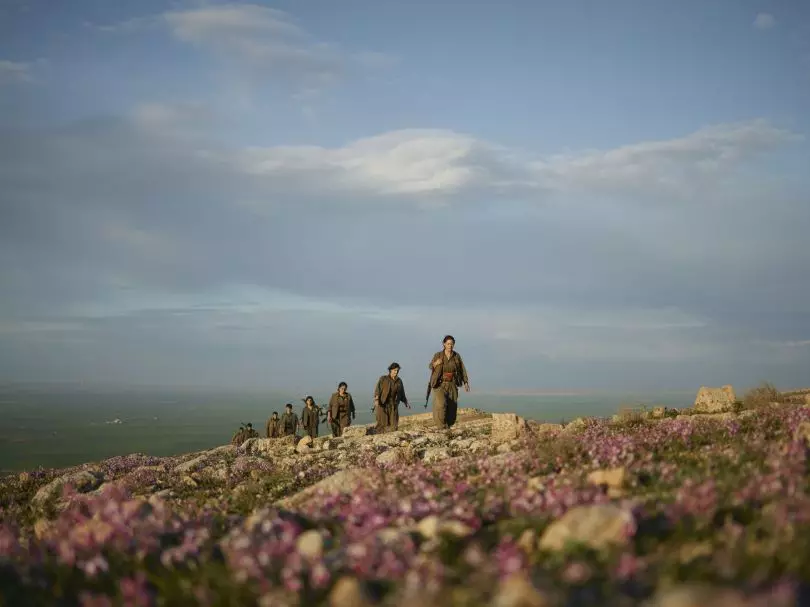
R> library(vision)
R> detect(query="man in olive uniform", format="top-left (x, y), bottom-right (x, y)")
top-left (232, 422), bottom-right (259, 446)
top-left (265, 411), bottom-right (281, 438)
top-left (301, 395), bottom-right (321, 440)
top-left (280, 403), bottom-right (299, 439)
top-left (373, 362), bottom-right (410, 433)
top-left (328, 381), bottom-right (356, 437)
top-left (428, 335), bottom-right (470, 430)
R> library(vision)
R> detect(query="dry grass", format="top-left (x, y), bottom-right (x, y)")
top-left (742, 381), bottom-right (784, 409)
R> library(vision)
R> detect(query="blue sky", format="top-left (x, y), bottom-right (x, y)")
top-left (1, 0), bottom-right (808, 395)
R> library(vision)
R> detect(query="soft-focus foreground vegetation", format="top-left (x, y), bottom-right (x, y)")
top-left (2, 398), bottom-right (810, 606)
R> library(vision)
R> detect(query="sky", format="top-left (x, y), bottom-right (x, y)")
top-left (1, 0), bottom-right (809, 395)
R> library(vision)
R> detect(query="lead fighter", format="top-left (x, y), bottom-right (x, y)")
top-left (427, 334), bottom-right (470, 430)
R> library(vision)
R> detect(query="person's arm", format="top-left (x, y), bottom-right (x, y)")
top-left (458, 353), bottom-right (470, 391)
top-left (400, 381), bottom-right (410, 409)
top-left (373, 378), bottom-right (382, 409)
top-left (265, 419), bottom-right (272, 438)
top-left (429, 352), bottom-right (442, 370)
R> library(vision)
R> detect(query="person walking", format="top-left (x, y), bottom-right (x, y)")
top-left (328, 382), bottom-right (356, 437)
top-left (373, 362), bottom-right (410, 433)
top-left (428, 335), bottom-right (470, 429)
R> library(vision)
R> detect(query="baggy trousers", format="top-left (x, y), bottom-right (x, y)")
top-left (331, 415), bottom-right (350, 437)
top-left (375, 402), bottom-right (399, 433)
top-left (432, 381), bottom-right (459, 429)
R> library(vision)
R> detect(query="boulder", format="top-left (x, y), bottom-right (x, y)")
top-left (32, 468), bottom-right (104, 509)
top-left (296, 436), bottom-right (314, 454)
top-left (491, 413), bottom-right (531, 443)
top-left (693, 385), bottom-right (736, 413)
top-left (422, 447), bottom-right (450, 464)
top-left (173, 454), bottom-right (208, 474)
top-left (276, 468), bottom-right (366, 509)
top-left (539, 503), bottom-right (635, 552)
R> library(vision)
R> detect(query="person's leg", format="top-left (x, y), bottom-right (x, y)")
top-left (391, 404), bottom-right (399, 431)
top-left (375, 404), bottom-right (386, 433)
top-left (446, 384), bottom-right (459, 427)
top-left (432, 388), bottom-right (447, 429)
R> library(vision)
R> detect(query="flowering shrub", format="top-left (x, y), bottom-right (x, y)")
top-left (1, 405), bottom-right (809, 605)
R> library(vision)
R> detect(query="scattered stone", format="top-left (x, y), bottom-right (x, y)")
top-left (33, 518), bottom-right (52, 539)
top-left (492, 573), bottom-right (551, 607)
top-left (296, 529), bottom-right (324, 559)
top-left (539, 503), bottom-right (635, 552)
top-left (329, 576), bottom-right (373, 607)
top-left (416, 515), bottom-right (474, 539)
top-left (468, 439), bottom-right (489, 453)
top-left (174, 455), bottom-right (208, 474)
top-left (491, 413), bottom-right (531, 443)
top-left (276, 468), bottom-right (366, 509)
top-left (651, 406), bottom-right (667, 419)
top-left (376, 449), bottom-right (401, 465)
top-left (422, 447), bottom-right (450, 463)
top-left (32, 468), bottom-right (104, 509)
top-left (527, 476), bottom-right (545, 492)
top-left (562, 417), bottom-right (588, 433)
top-left (586, 467), bottom-right (627, 492)
top-left (182, 475), bottom-right (198, 487)
top-left (645, 584), bottom-right (749, 607)
top-left (296, 436), bottom-right (314, 454)
top-left (517, 529), bottom-right (538, 554)
top-left (693, 385), bottom-right (736, 413)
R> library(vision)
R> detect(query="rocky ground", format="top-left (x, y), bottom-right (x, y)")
top-left (2, 403), bottom-right (810, 606)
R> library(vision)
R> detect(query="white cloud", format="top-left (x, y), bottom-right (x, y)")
top-left (754, 13), bottom-right (776, 30)
top-left (227, 119), bottom-right (800, 203)
top-left (0, 59), bottom-right (32, 85)
top-left (161, 3), bottom-right (392, 93)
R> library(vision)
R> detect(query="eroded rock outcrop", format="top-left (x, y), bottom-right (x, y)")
top-left (693, 385), bottom-right (736, 413)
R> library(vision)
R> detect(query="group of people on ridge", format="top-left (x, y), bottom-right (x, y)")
top-left (231, 335), bottom-right (470, 445)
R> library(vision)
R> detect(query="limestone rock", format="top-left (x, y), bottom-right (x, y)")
top-left (416, 515), bottom-right (474, 540)
top-left (539, 503), bottom-right (635, 552)
top-left (173, 454), bottom-right (208, 474)
top-left (32, 468), bottom-right (104, 508)
top-left (296, 529), bottom-right (325, 559)
top-left (341, 425), bottom-right (372, 439)
top-left (376, 448), bottom-right (402, 466)
top-left (562, 417), bottom-right (588, 433)
top-left (586, 467), bottom-right (627, 491)
top-left (526, 422), bottom-right (563, 435)
top-left (645, 584), bottom-right (749, 607)
top-left (276, 468), bottom-right (366, 509)
top-left (694, 385), bottom-right (736, 413)
top-left (492, 573), bottom-right (551, 607)
top-left (491, 413), bottom-right (531, 443)
top-left (517, 529), bottom-right (538, 554)
top-left (296, 436), bottom-right (314, 454)
top-left (422, 447), bottom-right (450, 464)
top-left (329, 577), bottom-right (372, 607)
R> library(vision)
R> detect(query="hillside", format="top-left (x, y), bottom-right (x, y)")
top-left (1, 402), bottom-right (809, 606)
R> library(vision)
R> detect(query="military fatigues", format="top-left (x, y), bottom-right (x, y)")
top-left (429, 350), bottom-right (469, 429)
top-left (328, 392), bottom-right (356, 437)
top-left (265, 416), bottom-right (281, 438)
top-left (231, 426), bottom-right (259, 446)
top-left (374, 375), bottom-right (408, 433)
top-left (280, 411), bottom-right (299, 437)
top-left (301, 405), bottom-right (320, 440)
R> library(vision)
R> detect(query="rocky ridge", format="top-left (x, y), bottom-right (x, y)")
top-left (3, 399), bottom-right (810, 606)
